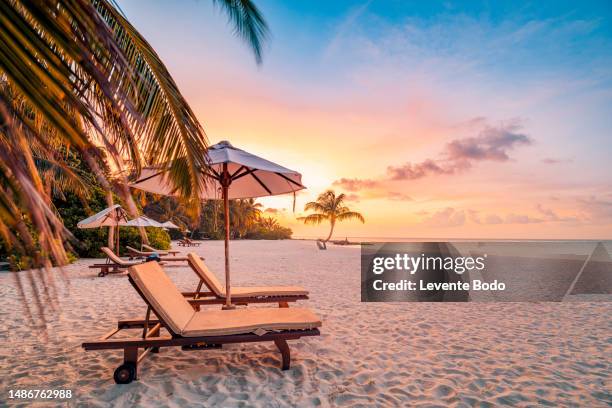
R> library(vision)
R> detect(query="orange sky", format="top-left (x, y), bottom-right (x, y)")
top-left (120, 1), bottom-right (612, 239)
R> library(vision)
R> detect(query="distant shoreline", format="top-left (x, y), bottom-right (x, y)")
top-left (291, 237), bottom-right (612, 243)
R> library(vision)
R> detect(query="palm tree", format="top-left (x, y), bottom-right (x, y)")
top-left (143, 196), bottom-right (193, 231)
top-left (0, 0), bottom-right (268, 267)
top-left (230, 198), bottom-right (262, 238)
top-left (299, 190), bottom-right (365, 242)
top-left (259, 216), bottom-right (280, 230)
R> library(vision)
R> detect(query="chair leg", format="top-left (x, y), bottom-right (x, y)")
top-left (114, 346), bottom-right (139, 383)
top-left (124, 347), bottom-right (138, 370)
top-left (274, 339), bottom-right (290, 370)
top-left (278, 301), bottom-right (289, 308)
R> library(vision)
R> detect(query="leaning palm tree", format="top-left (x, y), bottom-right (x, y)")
top-left (0, 0), bottom-right (268, 267)
top-left (298, 190), bottom-right (365, 242)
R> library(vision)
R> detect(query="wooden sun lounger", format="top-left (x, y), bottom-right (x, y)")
top-left (90, 247), bottom-right (143, 277)
top-left (186, 238), bottom-right (201, 246)
top-left (142, 244), bottom-right (181, 257)
top-left (88, 263), bottom-right (128, 277)
top-left (184, 254), bottom-right (309, 307)
top-left (177, 239), bottom-right (190, 247)
top-left (94, 247), bottom-right (167, 277)
top-left (178, 238), bottom-right (201, 247)
top-left (126, 246), bottom-right (195, 262)
top-left (82, 262), bottom-right (321, 383)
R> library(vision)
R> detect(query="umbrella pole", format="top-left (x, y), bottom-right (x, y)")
top-left (221, 164), bottom-right (234, 310)
top-left (115, 224), bottom-right (120, 255)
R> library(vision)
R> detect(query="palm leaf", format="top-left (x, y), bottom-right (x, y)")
top-left (0, 0), bottom-right (269, 267)
top-left (336, 210), bottom-right (365, 223)
top-left (297, 213), bottom-right (327, 225)
top-left (213, 0), bottom-right (269, 64)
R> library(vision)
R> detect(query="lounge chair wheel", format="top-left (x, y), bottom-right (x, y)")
top-left (98, 271), bottom-right (106, 277)
top-left (114, 362), bottom-right (136, 384)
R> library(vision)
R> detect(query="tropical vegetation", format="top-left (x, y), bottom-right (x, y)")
top-left (0, 0), bottom-right (268, 268)
top-left (299, 190), bottom-right (365, 242)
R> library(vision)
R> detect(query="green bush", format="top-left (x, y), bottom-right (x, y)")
top-left (245, 225), bottom-right (292, 240)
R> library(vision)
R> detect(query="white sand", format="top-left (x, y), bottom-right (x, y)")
top-left (0, 240), bottom-right (610, 407)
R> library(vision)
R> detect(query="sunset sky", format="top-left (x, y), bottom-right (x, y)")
top-left (120, 0), bottom-right (612, 239)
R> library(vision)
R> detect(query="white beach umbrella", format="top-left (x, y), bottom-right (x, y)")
top-left (122, 215), bottom-right (164, 228)
top-left (131, 140), bottom-right (305, 308)
top-left (161, 221), bottom-right (180, 229)
top-left (77, 204), bottom-right (129, 253)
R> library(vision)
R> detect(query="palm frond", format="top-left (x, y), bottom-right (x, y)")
top-left (336, 210), bottom-right (365, 223)
top-left (297, 213), bottom-right (327, 225)
top-left (303, 201), bottom-right (326, 213)
top-left (213, 0), bottom-right (269, 64)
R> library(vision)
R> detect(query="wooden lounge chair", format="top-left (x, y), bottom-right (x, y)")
top-left (126, 246), bottom-right (193, 263)
top-left (127, 246), bottom-right (160, 259)
top-left (184, 253), bottom-right (309, 307)
top-left (185, 238), bottom-right (201, 246)
top-left (82, 262), bottom-right (321, 383)
top-left (142, 244), bottom-right (180, 257)
top-left (142, 244), bottom-right (181, 256)
top-left (177, 238), bottom-right (190, 247)
top-left (89, 247), bottom-right (142, 277)
top-left (178, 238), bottom-right (202, 246)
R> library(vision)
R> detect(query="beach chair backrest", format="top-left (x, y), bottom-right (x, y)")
top-left (126, 246), bottom-right (142, 254)
top-left (128, 262), bottom-right (195, 335)
top-left (142, 244), bottom-right (157, 252)
top-left (187, 253), bottom-right (224, 296)
top-left (101, 247), bottom-right (126, 265)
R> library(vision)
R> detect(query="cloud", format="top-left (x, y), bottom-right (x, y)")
top-left (577, 195), bottom-right (612, 222)
top-left (337, 190), bottom-right (411, 203)
top-left (467, 204), bottom-right (579, 225)
top-left (504, 213), bottom-right (544, 224)
top-left (332, 119), bottom-right (531, 204)
top-left (388, 120), bottom-right (532, 180)
top-left (264, 208), bottom-right (279, 214)
top-left (387, 192), bottom-right (413, 201)
top-left (331, 179), bottom-right (411, 202)
top-left (541, 157), bottom-right (573, 164)
top-left (332, 177), bottom-right (380, 192)
top-left (421, 208), bottom-right (466, 227)
top-left (484, 214), bottom-right (503, 224)
top-left (387, 159), bottom-right (455, 180)
top-left (323, 1), bottom-right (371, 59)
top-left (343, 193), bottom-right (361, 202)
top-left (446, 122), bottom-right (531, 162)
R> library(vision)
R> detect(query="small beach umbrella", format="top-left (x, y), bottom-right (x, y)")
top-left (161, 221), bottom-right (180, 229)
top-left (77, 204), bottom-right (129, 253)
top-left (130, 140), bottom-right (305, 308)
top-left (122, 215), bottom-right (165, 228)
top-left (121, 215), bottom-right (164, 249)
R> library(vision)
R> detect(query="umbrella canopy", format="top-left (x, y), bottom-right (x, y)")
top-left (77, 204), bottom-right (129, 228)
top-left (130, 140), bottom-right (305, 309)
top-left (123, 215), bottom-right (164, 228)
top-left (161, 221), bottom-right (180, 229)
top-left (130, 140), bottom-right (304, 199)
top-left (77, 205), bottom-right (129, 253)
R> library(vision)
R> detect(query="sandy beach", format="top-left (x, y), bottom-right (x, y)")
top-left (1, 240), bottom-right (610, 407)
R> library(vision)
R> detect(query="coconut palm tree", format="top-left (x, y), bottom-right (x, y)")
top-left (299, 190), bottom-right (365, 242)
top-left (259, 216), bottom-right (280, 230)
top-left (230, 198), bottom-right (262, 238)
top-left (143, 196), bottom-right (193, 232)
top-left (0, 0), bottom-right (268, 267)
